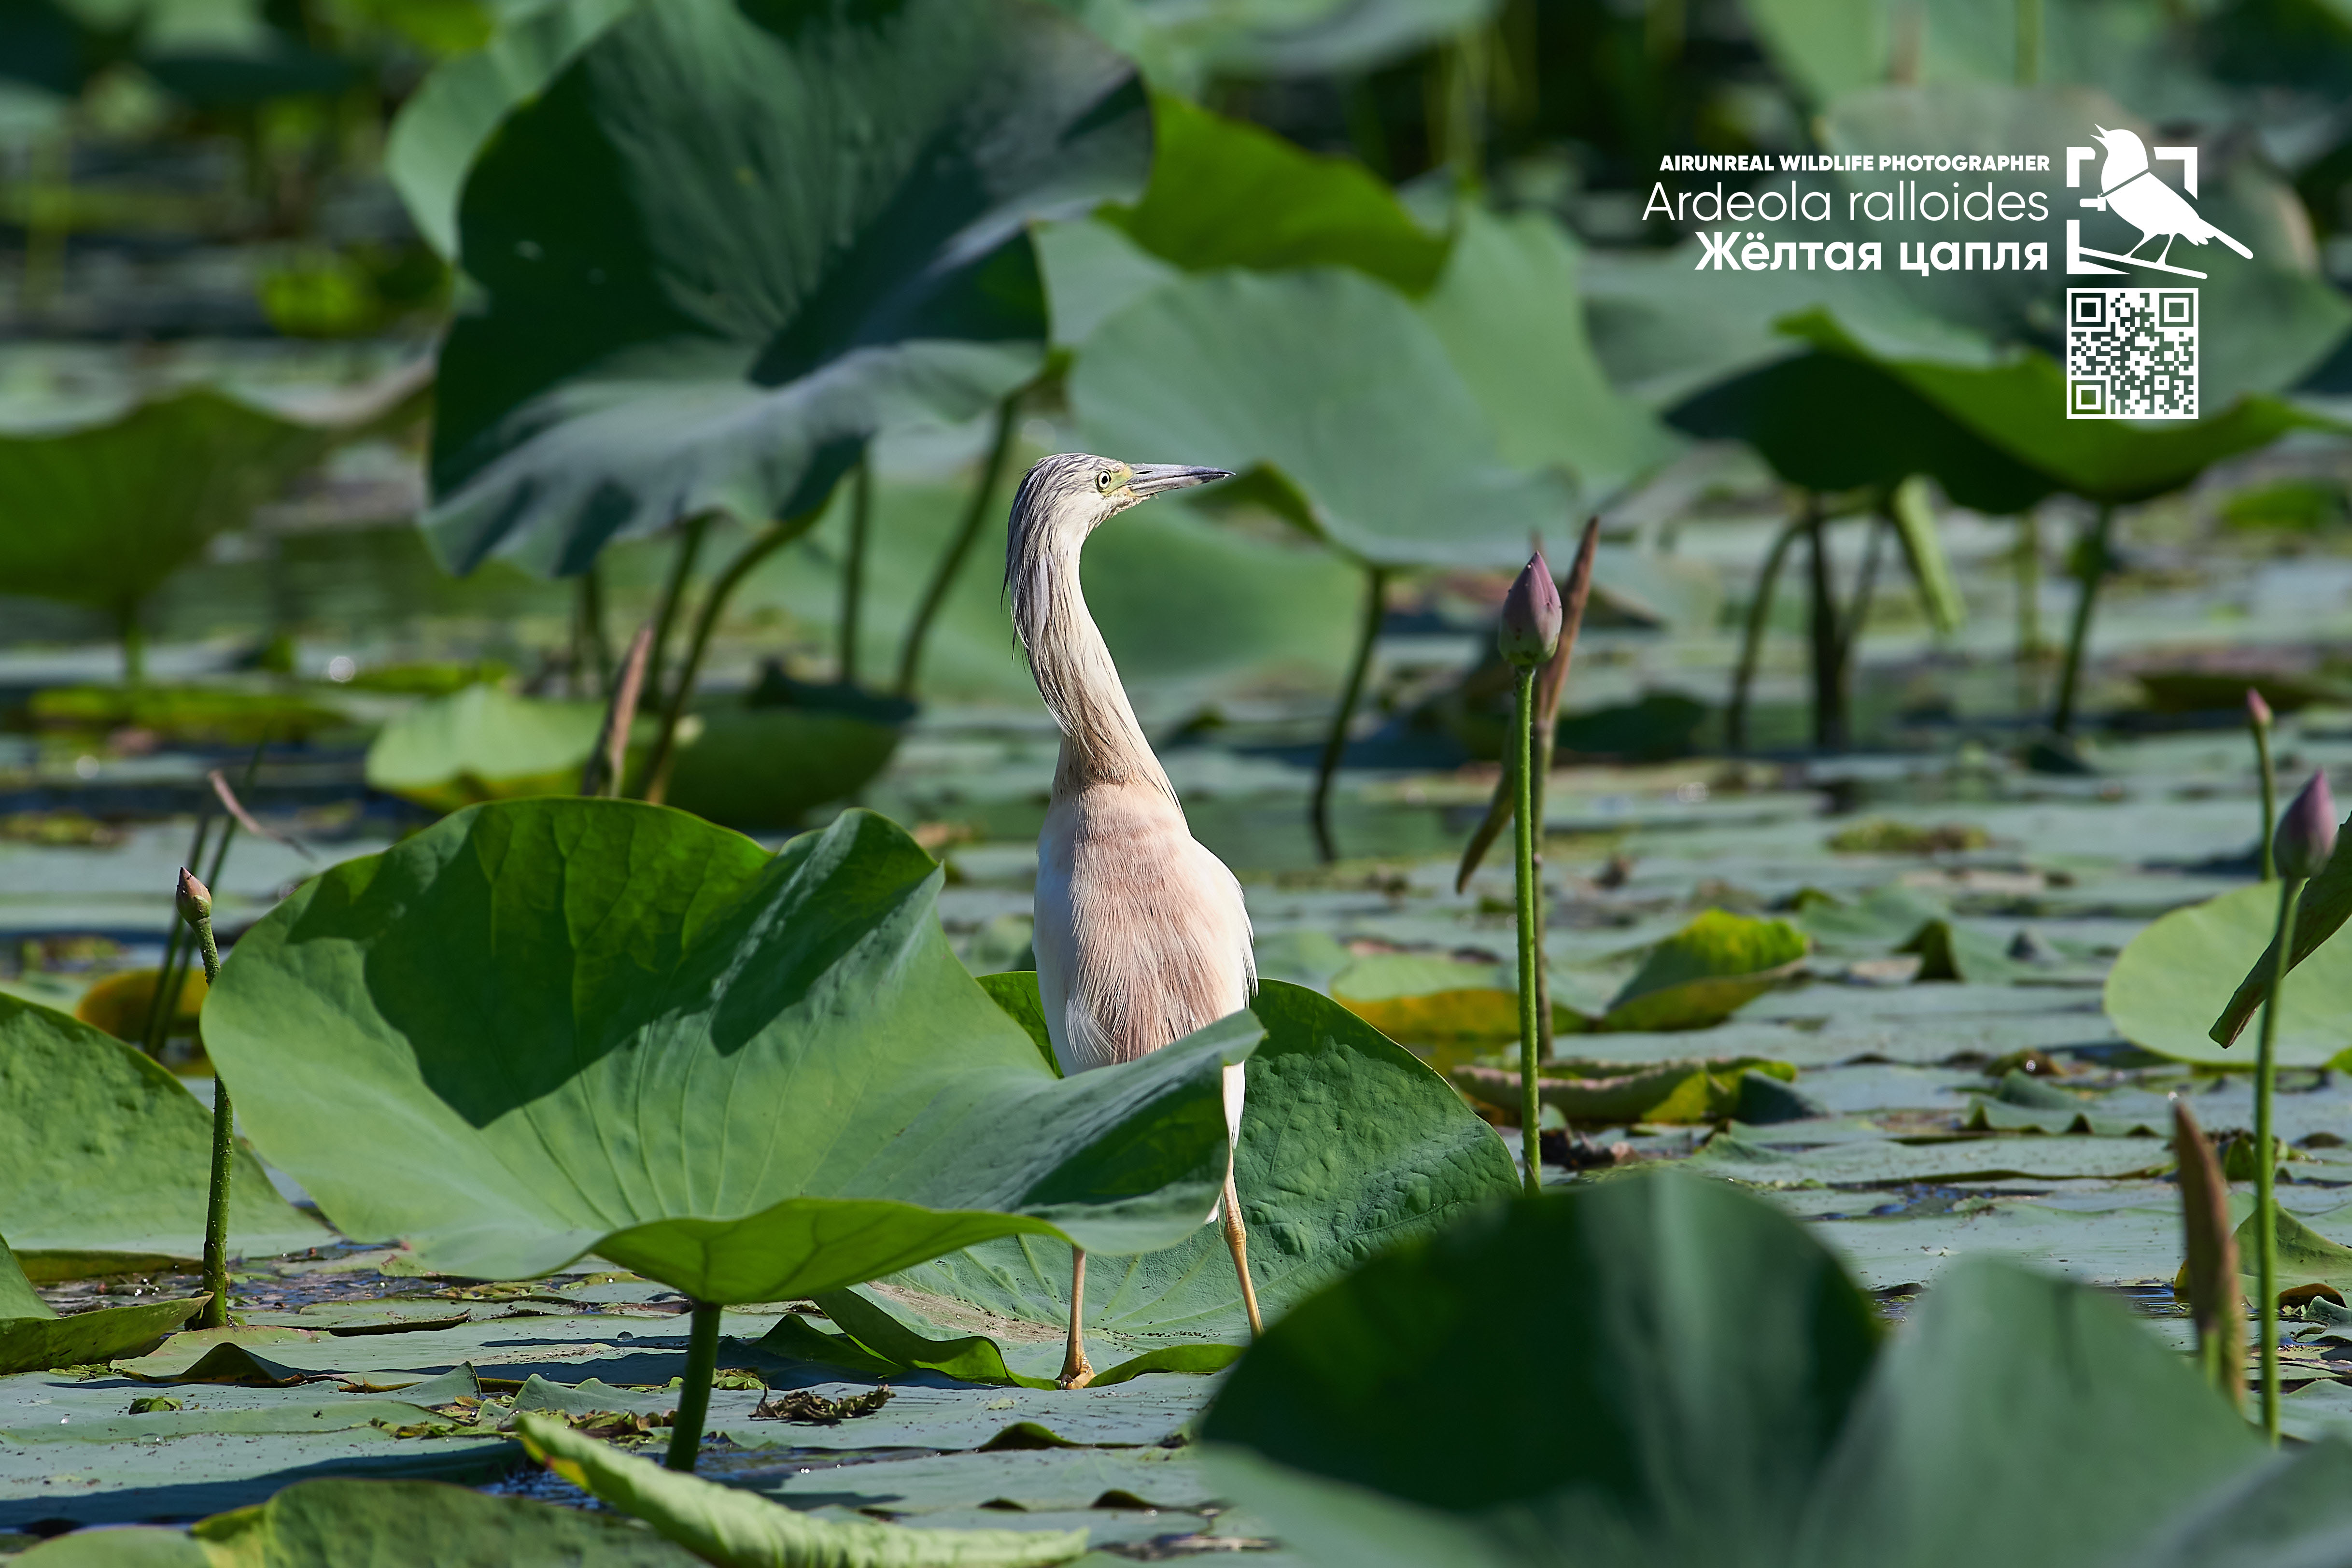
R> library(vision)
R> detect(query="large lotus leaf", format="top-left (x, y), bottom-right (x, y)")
top-left (1200, 1173), bottom-right (1880, 1563)
top-left (201, 800), bottom-right (1254, 1300)
top-left (1071, 267), bottom-right (1575, 569)
top-left (883, 979), bottom-right (1517, 1352)
top-left (0, 995), bottom-right (327, 1273)
top-left (1096, 93), bottom-right (1447, 294)
top-left (0, 388), bottom-right (336, 614)
top-left (1415, 207), bottom-right (1680, 495)
top-left (2110, 883), bottom-right (2352, 1066)
top-left (1786, 309), bottom-right (2336, 505)
top-left (384, 0), bottom-right (642, 258)
top-left (1671, 348), bottom-right (2057, 514)
top-left (1201, 1173), bottom-right (2306, 1567)
top-left (424, 0), bottom-right (1148, 579)
top-left (518, 1413), bottom-right (1087, 1566)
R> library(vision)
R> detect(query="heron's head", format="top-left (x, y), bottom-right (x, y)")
top-left (1010, 452), bottom-right (1232, 545)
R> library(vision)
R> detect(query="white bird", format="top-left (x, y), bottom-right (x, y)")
top-left (2087, 126), bottom-right (2251, 268)
top-left (1005, 452), bottom-right (1260, 1389)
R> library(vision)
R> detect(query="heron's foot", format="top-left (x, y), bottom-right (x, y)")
top-left (1056, 1352), bottom-right (1096, 1390)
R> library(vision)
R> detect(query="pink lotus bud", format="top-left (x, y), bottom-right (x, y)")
top-left (1498, 550), bottom-right (1562, 669)
top-left (176, 867), bottom-right (212, 927)
top-left (2247, 687), bottom-right (2273, 728)
top-left (2275, 772), bottom-right (2338, 880)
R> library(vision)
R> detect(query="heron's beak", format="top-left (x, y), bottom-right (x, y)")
top-left (1127, 464), bottom-right (1233, 497)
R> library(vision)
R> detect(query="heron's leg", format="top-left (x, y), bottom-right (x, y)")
top-left (1057, 1246), bottom-right (1095, 1389)
top-left (1221, 1168), bottom-right (1265, 1339)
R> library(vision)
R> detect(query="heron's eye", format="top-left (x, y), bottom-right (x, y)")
top-left (1095, 470), bottom-right (1114, 492)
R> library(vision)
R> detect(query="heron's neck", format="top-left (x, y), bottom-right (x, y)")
top-left (1017, 539), bottom-right (1173, 799)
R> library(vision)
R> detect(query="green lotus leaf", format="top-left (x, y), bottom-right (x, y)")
top-left (883, 978), bottom-right (1517, 1357)
top-left (2108, 883), bottom-right (2352, 1065)
top-left (423, 0), bottom-right (1148, 579)
top-left (1097, 93), bottom-right (1447, 294)
top-left (188, 1476), bottom-right (704, 1567)
top-left (361, 683), bottom-right (610, 812)
top-left (1071, 266), bottom-right (1574, 569)
top-left (519, 1413), bottom-right (1087, 1566)
top-left (0, 995), bottom-right (327, 1274)
top-left (1203, 1171), bottom-right (2330, 1566)
top-left (201, 800), bottom-right (1255, 1301)
top-left (1415, 206), bottom-right (1680, 494)
top-left (0, 387), bottom-right (342, 620)
top-left (0, 1232), bottom-right (208, 1377)
top-left (385, 0), bottom-right (643, 258)
top-left (1602, 909), bottom-right (1810, 1031)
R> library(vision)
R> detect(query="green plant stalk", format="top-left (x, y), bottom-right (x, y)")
top-left (2016, 510), bottom-right (2043, 708)
top-left (840, 454), bottom-right (871, 686)
top-left (2052, 505), bottom-right (2113, 738)
top-left (896, 394), bottom-right (1021, 699)
top-left (1531, 723), bottom-right (1554, 1067)
top-left (1312, 565), bottom-right (1389, 864)
top-left (2256, 874), bottom-right (2301, 1443)
top-left (1512, 664), bottom-right (1541, 1197)
top-left (578, 560), bottom-right (614, 697)
top-left (2253, 714), bottom-right (2278, 881)
top-left (665, 1300), bottom-right (721, 1471)
top-left (640, 514), bottom-right (712, 717)
top-left (2016, 0), bottom-right (2042, 84)
top-left (638, 508), bottom-right (825, 802)
top-left (183, 902), bottom-right (231, 1331)
top-left (118, 600), bottom-right (145, 688)
top-left (152, 743), bottom-right (265, 1056)
top-left (142, 813), bottom-right (214, 1057)
top-left (1804, 503), bottom-right (1845, 751)
top-left (1728, 516), bottom-right (1803, 754)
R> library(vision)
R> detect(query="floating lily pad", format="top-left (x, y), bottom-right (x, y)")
top-left (519, 1413), bottom-right (1088, 1567)
top-left (28, 686), bottom-right (352, 746)
top-left (361, 684), bottom-right (609, 813)
top-left (1601, 910), bottom-right (1810, 1031)
top-left (0, 995), bottom-right (326, 1274)
top-left (660, 705), bottom-right (907, 833)
top-left (2109, 883), bottom-right (2352, 1067)
top-left (204, 800), bottom-right (1251, 1300)
top-left (0, 1234), bottom-right (207, 1378)
top-left (74, 967), bottom-right (205, 1046)
top-left (1451, 1057), bottom-right (1800, 1125)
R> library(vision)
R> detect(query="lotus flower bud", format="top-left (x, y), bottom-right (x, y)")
top-left (2274, 772), bottom-right (2338, 881)
top-left (1498, 550), bottom-right (1562, 670)
top-left (176, 867), bottom-right (211, 928)
top-left (2247, 688), bottom-right (2272, 728)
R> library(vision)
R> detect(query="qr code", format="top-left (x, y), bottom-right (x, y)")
top-left (2066, 288), bottom-right (2197, 420)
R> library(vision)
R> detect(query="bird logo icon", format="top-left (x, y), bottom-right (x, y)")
top-left (2066, 127), bottom-right (2251, 279)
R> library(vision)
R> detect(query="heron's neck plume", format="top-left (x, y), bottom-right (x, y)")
top-left (1009, 515), bottom-right (1172, 798)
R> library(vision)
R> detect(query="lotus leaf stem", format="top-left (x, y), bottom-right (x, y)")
top-left (665, 1300), bottom-right (721, 1472)
top-left (2052, 504), bottom-right (2113, 738)
top-left (180, 886), bottom-right (230, 1331)
top-left (2252, 712), bottom-right (2278, 882)
top-left (2256, 873), bottom-right (2301, 1443)
top-left (1728, 514), bottom-right (1804, 754)
top-left (1513, 661), bottom-right (1541, 1196)
top-left (840, 454), bottom-right (872, 686)
top-left (1311, 565), bottom-right (1389, 864)
top-left (896, 393), bottom-right (1022, 700)
top-left (142, 812), bottom-right (214, 1057)
top-left (641, 513), bottom-right (712, 721)
top-left (577, 561), bottom-right (614, 697)
top-left (638, 507), bottom-right (825, 803)
top-left (1804, 501), bottom-right (1846, 751)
